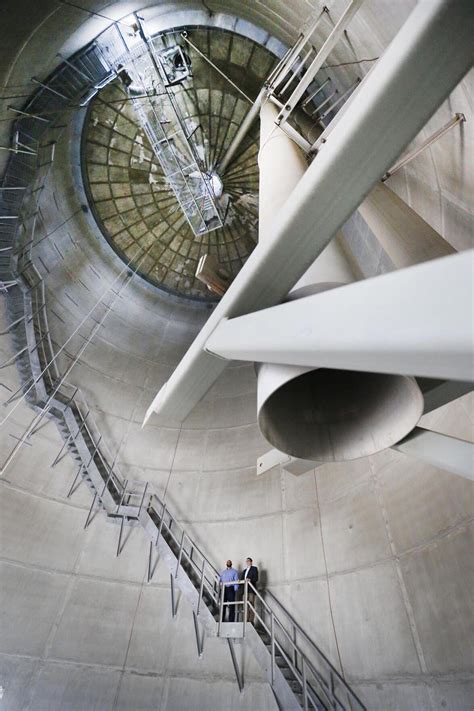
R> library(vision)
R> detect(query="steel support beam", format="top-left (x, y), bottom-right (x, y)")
top-left (259, 427), bottom-right (473, 481)
top-left (206, 252), bottom-right (474, 382)
top-left (393, 427), bottom-right (474, 481)
top-left (228, 638), bottom-right (244, 692)
top-left (144, 0), bottom-right (474, 425)
top-left (358, 182), bottom-right (455, 269)
top-left (383, 112), bottom-right (466, 181)
top-left (422, 380), bottom-right (473, 414)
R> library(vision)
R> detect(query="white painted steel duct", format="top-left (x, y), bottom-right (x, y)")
top-left (256, 102), bottom-right (424, 461)
top-left (144, 0), bottom-right (474, 426)
top-left (206, 251), bottom-right (474, 382)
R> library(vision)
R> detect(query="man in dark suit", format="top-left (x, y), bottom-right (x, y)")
top-left (242, 557), bottom-right (259, 623)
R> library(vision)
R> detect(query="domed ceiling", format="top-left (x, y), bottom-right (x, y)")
top-left (82, 27), bottom-right (277, 300)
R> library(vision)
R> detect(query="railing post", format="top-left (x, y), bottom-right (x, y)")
top-left (67, 464), bottom-right (84, 498)
top-left (99, 466), bottom-right (114, 501)
top-left (147, 540), bottom-right (153, 583)
top-left (137, 482), bottom-right (148, 517)
top-left (156, 499), bottom-right (167, 544)
top-left (329, 671), bottom-right (337, 710)
top-left (243, 577), bottom-right (248, 638)
top-left (116, 514), bottom-right (125, 557)
top-left (84, 491), bottom-right (98, 529)
top-left (293, 623), bottom-right (298, 671)
top-left (302, 657), bottom-right (308, 711)
top-left (217, 581), bottom-right (225, 637)
top-left (193, 611), bottom-right (203, 657)
top-left (175, 531), bottom-right (185, 578)
top-left (170, 573), bottom-right (176, 617)
top-left (116, 478), bottom-right (128, 513)
top-left (197, 559), bottom-right (205, 616)
top-left (270, 611), bottom-right (275, 685)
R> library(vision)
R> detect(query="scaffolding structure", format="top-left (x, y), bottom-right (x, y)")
top-left (96, 17), bottom-right (223, 236)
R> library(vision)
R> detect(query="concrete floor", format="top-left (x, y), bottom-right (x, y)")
top-left (0, 2), bottom-right (473, 710)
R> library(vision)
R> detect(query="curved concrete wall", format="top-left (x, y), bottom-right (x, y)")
top-left (0, 2), bottom-right (473, 710)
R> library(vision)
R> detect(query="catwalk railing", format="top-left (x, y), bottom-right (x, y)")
top-left (0, 35), bottom-right (365, 711)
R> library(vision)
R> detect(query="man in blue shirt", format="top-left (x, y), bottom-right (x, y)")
top-left (220, 560), bottom-right (239, 622)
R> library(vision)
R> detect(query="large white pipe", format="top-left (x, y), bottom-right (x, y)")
top-left (144, 0), bottom-right (474, 425)
top-left (358, 182), bottom-right (455, 268)
top-left (258, 101), bottom-right (352, 283)
top-left (257, 425), bottom-right (474, 481)
top-left (206, 251), bottom-right (474, 382)
top-left (256, 102), bottom-right (413, 461)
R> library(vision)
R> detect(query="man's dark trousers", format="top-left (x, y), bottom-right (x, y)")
top-left (224, 586), bottom-right (236, 622)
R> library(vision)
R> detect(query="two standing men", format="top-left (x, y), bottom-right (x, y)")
top-left (220, 557), bottom-right (259, 623)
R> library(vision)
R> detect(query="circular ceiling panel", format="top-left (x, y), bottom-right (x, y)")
top-left (82, 28), bottom-right (277, 301)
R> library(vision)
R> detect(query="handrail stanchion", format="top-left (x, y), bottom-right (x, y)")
top-left (116, 514), bottom-right (125, 557)
top-left (330, 671), bottom-right (337, 710)
top-left (170, 573), bottom-right (176, 617)
top-left (175, 531), bottom-right (185, 577)
top-left (293, 623), bottom-right (298, 671)
top-left (302, 657), bottom-right (308, 711)
top-left (243, 578), bottom-right (248, 638)
top-left (147, 540), bottom-right (154, 583)
top-left (270, 611), bottom-right (275, 685)
top-left (137, 481), bottom-right (148, 517)
top-left (67, 464), bottom-right (84, 498)
top-left (84, 491), bottom-right (98, 529)
top-left (197, 559), bottom-right (205, 615)
top-left (116, 478), bottom-right (128, 513)
top-left (156, 500), bottom-right (166, 543)
top-left (301, 656), bottom-right (308, 711)
top-left (217, 581), bottom-right (225, 637)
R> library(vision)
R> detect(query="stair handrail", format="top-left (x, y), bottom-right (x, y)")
top-left (221, 578), bottom-right (365, 710)
top-left (263, 586), bottom-right (361, 706)
top-left (253, 581), bottom-right (365, 710)
top-left (145, 491), bottom-right (221, 593)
